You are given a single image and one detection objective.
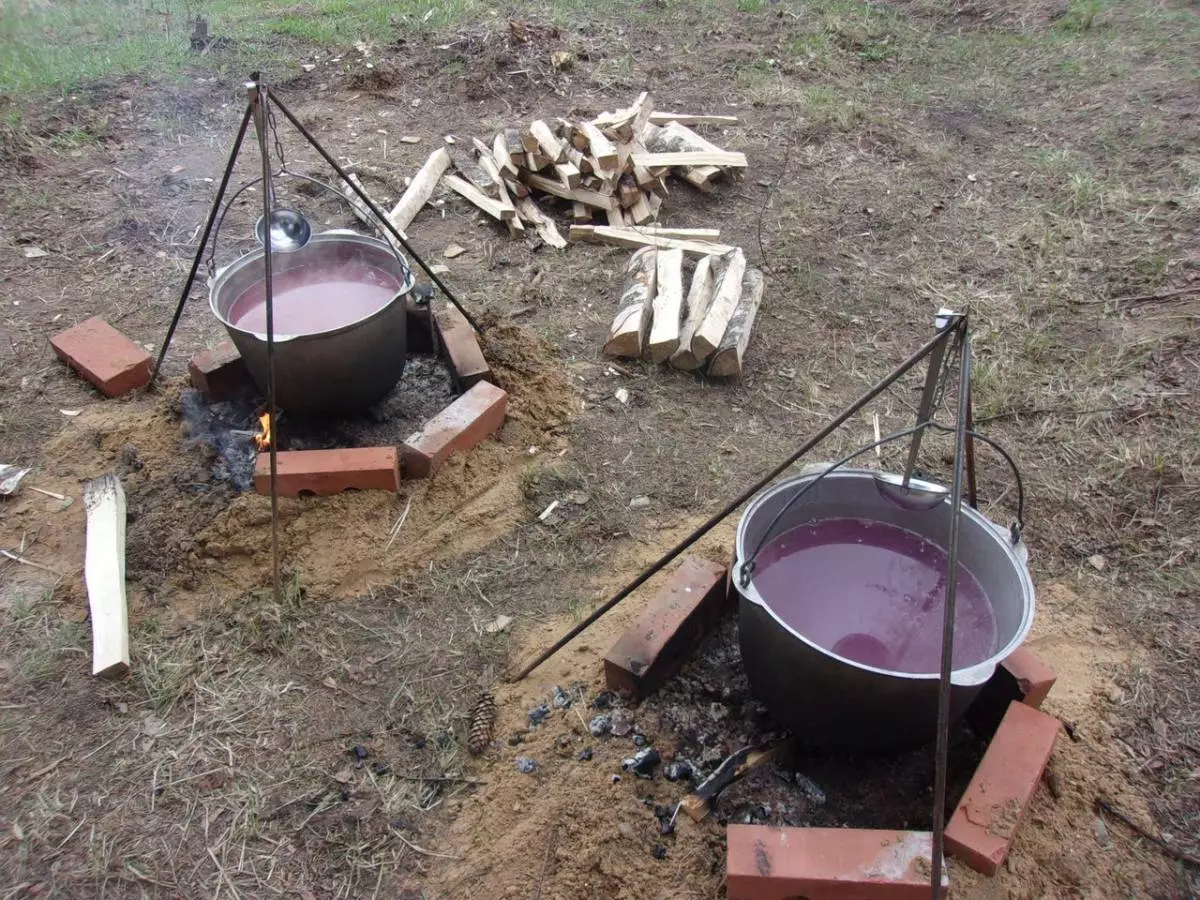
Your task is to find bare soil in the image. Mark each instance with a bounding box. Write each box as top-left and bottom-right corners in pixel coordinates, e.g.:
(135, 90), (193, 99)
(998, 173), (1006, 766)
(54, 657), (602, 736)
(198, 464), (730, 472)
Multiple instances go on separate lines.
(2, 1), (1197, 897)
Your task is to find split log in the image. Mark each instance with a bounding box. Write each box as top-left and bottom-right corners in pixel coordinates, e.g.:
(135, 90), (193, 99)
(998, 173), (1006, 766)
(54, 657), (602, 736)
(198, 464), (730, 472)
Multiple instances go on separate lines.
(618, 174), (641, 209)
(523, 173), (617, 210)
(389, 147), (452, 236)
(520, 129), (540, 154)
(681, 740), (792, 822)
(604, 247), (657, 358)
(628, 192), (653, 225)
(631, 150), (747, 168)
(691, 247), (747, 359)
(578, 122), (619, 170)
(641, 122), (726, 191)
(709, 267), (765, 377)
(568, 225), (734, 256)
(474, 138), (527, 199)
(492, 133), (521, 178)
(529, 120), (567, 163)
(648, 113), (740, 126)
(647, 248), (684, 363)
(515, 196), (567, 249)
(631, 226), (720, 239)
(443, 174), (516, 222)
(605, 206), (627, 227)
(84, 474), (130, 679)
(572, 201), (591, 223)
(525, 150), (553, 172)
(594, 91), (653, 142)
(553, 160), (582, 188)
(503, 127), (526, 163)
(669, 255), (717, 370)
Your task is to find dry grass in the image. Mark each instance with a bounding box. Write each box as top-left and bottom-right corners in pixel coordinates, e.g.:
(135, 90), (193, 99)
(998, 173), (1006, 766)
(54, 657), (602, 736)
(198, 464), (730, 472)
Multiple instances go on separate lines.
(1, 0), (1198, 895)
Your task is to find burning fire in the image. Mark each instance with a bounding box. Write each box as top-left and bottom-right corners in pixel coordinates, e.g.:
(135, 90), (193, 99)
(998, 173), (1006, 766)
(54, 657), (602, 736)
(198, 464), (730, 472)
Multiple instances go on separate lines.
(254, 412), (272, 450)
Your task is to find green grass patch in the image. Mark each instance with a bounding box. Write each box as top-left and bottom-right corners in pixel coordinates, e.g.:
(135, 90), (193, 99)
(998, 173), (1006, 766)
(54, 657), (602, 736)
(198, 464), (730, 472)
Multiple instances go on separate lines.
(0, 0), (479, 98)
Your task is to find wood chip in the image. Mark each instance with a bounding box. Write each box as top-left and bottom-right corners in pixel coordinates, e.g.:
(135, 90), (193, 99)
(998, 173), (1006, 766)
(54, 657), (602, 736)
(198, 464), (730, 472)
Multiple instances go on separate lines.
(444, 244), (467, 259)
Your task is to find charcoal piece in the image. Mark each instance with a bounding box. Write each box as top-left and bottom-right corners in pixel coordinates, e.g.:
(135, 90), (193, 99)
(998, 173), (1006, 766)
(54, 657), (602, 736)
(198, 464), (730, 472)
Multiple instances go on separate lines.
(516, 756), (538, 774)
(621, 747), (661, 779)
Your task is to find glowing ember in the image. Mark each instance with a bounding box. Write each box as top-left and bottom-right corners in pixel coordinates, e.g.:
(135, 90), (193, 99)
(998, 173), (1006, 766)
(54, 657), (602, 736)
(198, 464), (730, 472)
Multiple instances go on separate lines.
(254, 412), (272, 450)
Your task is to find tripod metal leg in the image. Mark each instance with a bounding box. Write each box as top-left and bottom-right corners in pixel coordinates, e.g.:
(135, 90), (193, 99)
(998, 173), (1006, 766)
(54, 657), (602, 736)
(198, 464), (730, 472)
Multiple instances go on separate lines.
(148, 103), (253, 387)
(900, 313), (960, 488)
(267, 90), (485, 335)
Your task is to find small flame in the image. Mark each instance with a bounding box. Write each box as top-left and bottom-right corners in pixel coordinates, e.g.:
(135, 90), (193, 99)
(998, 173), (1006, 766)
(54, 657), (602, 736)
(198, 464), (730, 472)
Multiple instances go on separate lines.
(254, 412), (272, 450)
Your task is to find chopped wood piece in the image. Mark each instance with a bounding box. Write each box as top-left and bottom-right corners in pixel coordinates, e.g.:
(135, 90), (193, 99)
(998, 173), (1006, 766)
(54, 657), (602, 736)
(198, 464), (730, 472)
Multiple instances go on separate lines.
(709, 267), (764, 377)
(492, 133), (520, 178)
(569, 225), (735, 256)
(692, 248), (747, 359)
(646, 192), (664, 217)
(572, 201), (591, 223)
(604, 247), (656, 358)
(628, 192), (654, 225)
(448, 146), (498, 194)
(515, 196), (567, 249)
(618, 174), (641, 209)
(84, 474), (130, 679)
(632, 163), (657, 190)
(631, 151), (747, 168)
(648, 248), (684, 363)
(506, 216), (526, 238)
(529, 120), (567, 163)
(443, 174), (516, 222)
(605, 206), (627, 227)
(641, 122), (728, 190)
(554, 160), (581, 188)
(388, 147), (451, 236)
(523, 172), (617, 210)
(473, 139), (525, 203)
(669, 255), (718, 370)
(648, 113), (740, 126)
(594, 91), (653, 142)
(578, 122), (619, 170)
(632, 226), (721, 239)
(502, 128), (525, 165)
(520, 129), (540, 154)
(525, 150), (554, 172)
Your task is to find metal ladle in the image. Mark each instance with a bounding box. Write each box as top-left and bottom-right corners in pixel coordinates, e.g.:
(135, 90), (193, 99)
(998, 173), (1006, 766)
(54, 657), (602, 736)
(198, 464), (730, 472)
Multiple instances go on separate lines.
(254, 205), (312, 253)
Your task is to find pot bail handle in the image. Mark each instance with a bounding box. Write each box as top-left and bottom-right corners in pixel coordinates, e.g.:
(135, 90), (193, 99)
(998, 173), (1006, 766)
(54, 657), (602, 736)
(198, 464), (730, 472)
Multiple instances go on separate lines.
(738, 422), (1028, 590)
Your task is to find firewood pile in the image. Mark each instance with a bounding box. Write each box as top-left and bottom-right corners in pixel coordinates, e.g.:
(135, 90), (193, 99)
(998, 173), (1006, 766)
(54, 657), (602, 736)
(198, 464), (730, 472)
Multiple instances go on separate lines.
(604, 246), (765, 377)
(378, 92), (745, 251)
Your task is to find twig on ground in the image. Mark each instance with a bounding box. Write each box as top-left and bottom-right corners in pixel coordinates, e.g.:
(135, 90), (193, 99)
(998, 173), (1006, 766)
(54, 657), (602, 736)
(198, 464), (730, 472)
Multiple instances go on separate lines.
(385, 497), (414, 552)
(1095, 797), (1200, 868)
(390, 829), (462, 859)
(1, 548), (59, 573)
(1072, 286), (1200, 307)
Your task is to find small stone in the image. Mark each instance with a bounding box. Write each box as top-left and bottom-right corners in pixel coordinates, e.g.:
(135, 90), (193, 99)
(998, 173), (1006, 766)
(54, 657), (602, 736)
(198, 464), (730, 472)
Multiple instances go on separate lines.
(589, 715), (612, 738)
(629, 495), (651, 509)
(617, 822), (636, 840)
(621, 747), (661, 779)
(515, 756), (538, 774)
(578, 748), (593, 761)
(1088, 554), (1107, 571)
(663, 760), (693, 782)
(528, 704), (551, 728)
(507, 733), (524, 746)
(1093, 815), (1111, 847)
(444, 243), (467, 259)
(610, 709), (634, 737)
(651, 843), (667, 860)
(614, 387), (629, 404)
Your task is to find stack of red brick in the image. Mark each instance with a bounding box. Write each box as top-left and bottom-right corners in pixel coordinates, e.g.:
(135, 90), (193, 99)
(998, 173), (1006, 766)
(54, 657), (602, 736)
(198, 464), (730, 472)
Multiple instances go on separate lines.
(602, 553), (1061, 899)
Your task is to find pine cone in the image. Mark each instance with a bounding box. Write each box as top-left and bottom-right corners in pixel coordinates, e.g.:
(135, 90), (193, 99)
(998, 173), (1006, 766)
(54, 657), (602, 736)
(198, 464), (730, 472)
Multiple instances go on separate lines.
(467, 691), (497, 756)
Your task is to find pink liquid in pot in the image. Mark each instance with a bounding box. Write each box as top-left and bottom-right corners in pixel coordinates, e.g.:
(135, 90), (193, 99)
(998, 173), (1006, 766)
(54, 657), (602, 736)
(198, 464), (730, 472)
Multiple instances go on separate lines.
(228, 263), (401, 335)
(751, 517), (998, 674)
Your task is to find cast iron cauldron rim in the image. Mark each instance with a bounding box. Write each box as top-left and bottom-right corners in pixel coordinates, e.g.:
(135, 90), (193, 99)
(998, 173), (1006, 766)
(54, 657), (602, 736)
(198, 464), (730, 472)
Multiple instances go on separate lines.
(733, 466), (1035, 686)
(208, 230), (416, 343)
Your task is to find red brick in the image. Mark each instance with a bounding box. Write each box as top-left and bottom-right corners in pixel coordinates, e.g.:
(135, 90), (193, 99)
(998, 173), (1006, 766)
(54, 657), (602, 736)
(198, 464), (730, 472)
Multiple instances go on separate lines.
(967, 646), (1057, 739)
(945, 701), (1060, 875)
(254, 447), (400, 497)
(406, 297), (437, 355)
(49, 317), (153, 398)
(400, 381), (507, 478)
(433, 305), (490, 389)
(188, 341), (250, 401)
(727, 825), (948, 900)
(604, 555), (732, 700)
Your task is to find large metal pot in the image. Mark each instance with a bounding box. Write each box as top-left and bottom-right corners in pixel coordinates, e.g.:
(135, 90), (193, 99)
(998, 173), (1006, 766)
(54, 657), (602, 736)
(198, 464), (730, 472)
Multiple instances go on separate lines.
(733, 467), (1034, 753)
(209, 231), (414, 414)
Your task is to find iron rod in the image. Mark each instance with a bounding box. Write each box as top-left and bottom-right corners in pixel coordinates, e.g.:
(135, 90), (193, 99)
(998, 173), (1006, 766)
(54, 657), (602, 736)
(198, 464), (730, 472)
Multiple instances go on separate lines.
(148, 103), (253, 387)
(514, 317), (967, 681)
(901, 332), (949, 489)
(251, 81), (283, 607)
(266, 90), (485, 335)
(929, 324), (972, 898)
